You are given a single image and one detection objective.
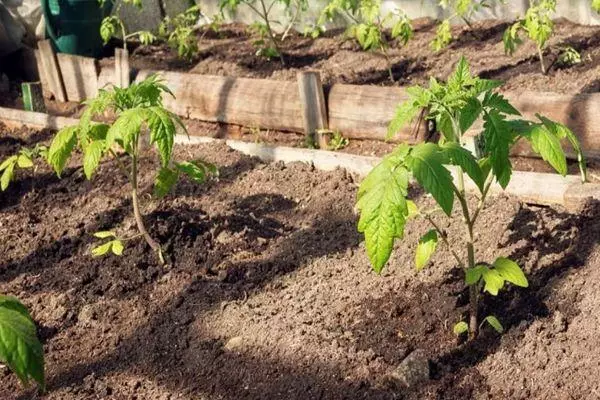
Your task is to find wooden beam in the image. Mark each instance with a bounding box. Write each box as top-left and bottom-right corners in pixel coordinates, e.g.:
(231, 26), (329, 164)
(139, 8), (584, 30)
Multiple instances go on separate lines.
(115, 48), (130, 88)
(0, 106), (78, 130)
(56, 53), (99, 101)
(36, 40), (67, 102)
(297, 71), (328, 148)
(135, 70), (305, 133)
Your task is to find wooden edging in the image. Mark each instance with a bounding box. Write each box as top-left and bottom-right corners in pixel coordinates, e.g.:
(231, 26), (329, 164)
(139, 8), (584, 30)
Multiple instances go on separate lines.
(2, 106), (598, 211)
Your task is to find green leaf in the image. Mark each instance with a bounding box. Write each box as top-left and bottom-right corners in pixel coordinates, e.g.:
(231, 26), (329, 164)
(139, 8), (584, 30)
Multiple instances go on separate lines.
(0, 155), (17, 172)
(146, 107), (177, 167)
(406, 200), (419, 218)
(449, 56), (471, 88)
(16, 155), (34, 168)
(0, 162), (15, 191)
(415, 229), (438, 271)
(482, 92), (521, 116)
(528, 124), (567, 176)
(387, 101), (421, 140)
(111, 240), (124, 256)
(493, 257), (528, 287)
(357, 148), (411, 272)
(484, 315), (504, 333)
(48, 126), (78, 176)
(453, 321), (468, 335)
(441, 142), (485, 191)
(92, 242), (113, 257)
(459, 97), (482, 133)
(154, 167), (179, 198)
(537, 115), (586, 181)
(481, 268), (505, 296)
(482, 110), (513, 188)
(83, 140), (105, 180)
(93, 231), (116, 239)
(175, 160), (216, 184)
(0, 299), (45, 389)
(105, 108), (146, 153)
(465, 265), (486, 285)
(405, 143), (455, 216)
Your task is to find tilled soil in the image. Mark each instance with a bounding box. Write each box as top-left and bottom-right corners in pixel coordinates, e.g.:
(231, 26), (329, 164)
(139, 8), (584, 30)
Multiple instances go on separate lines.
(110, 18), (600, 94)
(1, 125), (600, 399)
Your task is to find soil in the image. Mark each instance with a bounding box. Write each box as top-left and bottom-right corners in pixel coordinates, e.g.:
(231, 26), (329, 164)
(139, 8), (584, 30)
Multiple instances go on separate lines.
(102, 18), (600, 94)
(2, 123), (600, 399)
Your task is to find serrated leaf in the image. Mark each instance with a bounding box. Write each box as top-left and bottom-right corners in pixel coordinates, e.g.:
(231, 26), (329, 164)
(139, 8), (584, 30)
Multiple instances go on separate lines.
(459, 97), (482, 133)
(175, 160), (216, 183)
(483, 92), (521, 116)
(93, 231), (116, 239)
(481, 268), (505, 296)
(154, 167), (179, 198)
(493, 257), (528, 287)
(105, 108), (146, 153)
(83, 140), (105, 180)
(91, 241), (113, 257)
(453, 321), (468, 335)
(528, 124), (567, 176)
(465, 265), (486, 285)
(405, 143), (455, 216)
(1, 162), (15, 191)
(111, 240), (124, 256)
(0, 155), (17, 172)
(146, 107), (177, 167)
(415, 229), (438, 271)
(357, 149), (410, 272)
(0, 299), (45, 389)
(484, 315), (504, 333)
(537, 115), (586, 181)
(441, 142), (485, 191)
(482, 110), (512, 188)
(48, 126), (78, 176)
(387, 101), (421, 140)
(16, 155), (33, 168)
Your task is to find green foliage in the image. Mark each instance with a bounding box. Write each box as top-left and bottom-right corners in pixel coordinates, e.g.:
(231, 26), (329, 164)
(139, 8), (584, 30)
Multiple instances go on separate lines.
(593, 0), (600, 12)
(48, 74), (216, 261)
(453, 321), (468, 335)
(0, 144), (48, 191)
(357, 57), (585, 338)
(0, 296), (44, 390)
(159, 5), (202, 60)
(503, 0), (556, 73)
(556, 46), (582, 67)
(328, 131), (350, 151)
(484, 315), (504, 333)
(100, 0), (156, 48)
(433, 0), (499, 50)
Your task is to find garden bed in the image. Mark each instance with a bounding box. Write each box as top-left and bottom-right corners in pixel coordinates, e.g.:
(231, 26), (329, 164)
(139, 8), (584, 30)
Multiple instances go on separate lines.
(1, 124), (600, 399)
(111, 19), (600, 93)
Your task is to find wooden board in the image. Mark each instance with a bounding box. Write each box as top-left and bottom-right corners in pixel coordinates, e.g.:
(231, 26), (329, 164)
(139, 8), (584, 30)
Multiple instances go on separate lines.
(115, 48), (130, 88)
(97, 65), (117, 90)
(33, 49), (52, 99)
(0, 106), (78, 130)
(135, 70), (304, 133)
(327, 84), (429, 143)
(36, 40), (67, 102)
(56, 53), (99, 102)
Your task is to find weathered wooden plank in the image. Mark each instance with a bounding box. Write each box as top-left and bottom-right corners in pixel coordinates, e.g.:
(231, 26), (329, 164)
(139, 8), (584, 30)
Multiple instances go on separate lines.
(327, 84), (429, 143)
(115, 48), (130, 88)
(34, 49), (52, 99)
(37, 40), (67, 102)
(0, 106), (78, 130)
(56, 53), (99, 101)
(135, 70), (304, 132)
(297, 71), (328, 148)
(97, 65), (117, 90)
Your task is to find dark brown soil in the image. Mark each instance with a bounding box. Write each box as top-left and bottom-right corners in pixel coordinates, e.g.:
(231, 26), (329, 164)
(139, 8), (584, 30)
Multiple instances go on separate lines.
(106, 18), (600, 94)
(2, 123), (600, 399)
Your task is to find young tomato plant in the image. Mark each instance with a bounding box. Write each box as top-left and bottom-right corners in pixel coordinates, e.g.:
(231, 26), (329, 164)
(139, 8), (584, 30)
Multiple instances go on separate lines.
(159, 5), (202, 61)
(0, 144), (48, 191)
(47, 74), (216, 264)
(0, 296), (45, 391)
(318, 0), (413, 82)
(503, 0), (555, 74)
(99, 0), (157, 49)
(219, 0), (289, 64)
(356, 57), (586, 339)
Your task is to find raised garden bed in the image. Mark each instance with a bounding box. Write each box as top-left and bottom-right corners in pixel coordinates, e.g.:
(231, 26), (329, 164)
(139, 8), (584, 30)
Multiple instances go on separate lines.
(1, 123), (599, 399)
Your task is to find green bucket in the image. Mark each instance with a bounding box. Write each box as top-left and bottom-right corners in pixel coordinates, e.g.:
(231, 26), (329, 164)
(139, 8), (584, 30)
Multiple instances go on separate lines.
(41, 0), (114, 57)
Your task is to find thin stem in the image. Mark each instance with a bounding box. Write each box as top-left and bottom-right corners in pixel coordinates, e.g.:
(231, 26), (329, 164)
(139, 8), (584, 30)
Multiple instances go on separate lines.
(470, 171), (494, 225)
(425, 215), (464, 267)
(538, 45), (547, 74)
(282, 1), (302, 41)
(109, 149), (131, 181)
(380, 45), (395, 83)
(119, 20), (127, 50)
(130, 138), (164, 264)
(258, 0), (285, 65)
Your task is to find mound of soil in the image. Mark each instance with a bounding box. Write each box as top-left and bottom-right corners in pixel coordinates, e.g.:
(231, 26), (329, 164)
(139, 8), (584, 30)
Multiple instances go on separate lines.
(109, 19), (600, 94)
(1, 124), (600, 399)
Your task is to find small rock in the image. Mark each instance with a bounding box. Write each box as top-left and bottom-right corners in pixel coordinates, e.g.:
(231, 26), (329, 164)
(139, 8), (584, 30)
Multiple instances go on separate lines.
(386, 349), (430, 388)
(224, 336), (244, 352)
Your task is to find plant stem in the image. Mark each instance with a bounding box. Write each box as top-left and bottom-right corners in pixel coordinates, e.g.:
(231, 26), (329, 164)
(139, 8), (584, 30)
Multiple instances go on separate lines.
(130, 142), (164, 264)
(380, 45), (395, 83)
(425, 215), (463, 266)
(258, 0), (286, 65)
(538, 45), (547, 74)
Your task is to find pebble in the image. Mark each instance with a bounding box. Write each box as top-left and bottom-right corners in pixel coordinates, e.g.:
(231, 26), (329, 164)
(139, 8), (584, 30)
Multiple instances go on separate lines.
(385, 349), (430, 388)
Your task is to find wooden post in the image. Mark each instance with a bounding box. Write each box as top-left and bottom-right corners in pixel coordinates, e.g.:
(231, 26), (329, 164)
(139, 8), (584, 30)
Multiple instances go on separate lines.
(21, 82), (47, 113)
(37, 40), (67, 102)
(297, 71), (328, 149)
(115, 48), (130, 88)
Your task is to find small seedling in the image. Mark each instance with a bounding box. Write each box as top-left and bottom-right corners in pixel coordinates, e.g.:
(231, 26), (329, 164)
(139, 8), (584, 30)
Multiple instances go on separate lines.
(0, 144), (48, 191)
(281, 0), (310, 41)
(556, 46), (581, 67)
(0, 295), (45, 391)
(99, 0), (157, 49)
(47, 74), (217, 264)
(356, 57), (585, 339)
(317, 129), (350, 151)
(159, 5), (202, 61)
(503, 0), (556, 74)
(318, 0), (413, 82)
